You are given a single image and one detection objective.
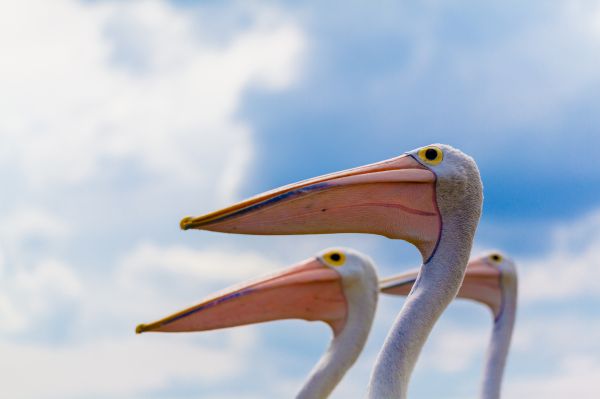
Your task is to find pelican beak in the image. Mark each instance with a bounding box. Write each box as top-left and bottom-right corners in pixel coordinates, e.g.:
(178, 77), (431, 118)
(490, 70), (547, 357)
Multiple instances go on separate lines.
(378, 268), (420, 296)
(456, 258), (503, 318)
(136, 258), (348, 336)
(379, 258), (503, 317)
(181, 154), (440, 260)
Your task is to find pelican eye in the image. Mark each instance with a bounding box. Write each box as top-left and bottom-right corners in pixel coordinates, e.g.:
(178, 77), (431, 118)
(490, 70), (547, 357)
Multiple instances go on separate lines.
(490, 253), (503, 263)
(417, 146), (443, 165)
(323, 251), (346, 267)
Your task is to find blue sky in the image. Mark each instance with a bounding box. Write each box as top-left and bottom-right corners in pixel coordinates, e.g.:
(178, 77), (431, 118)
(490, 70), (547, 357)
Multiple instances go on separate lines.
(0, 1), (599, 398)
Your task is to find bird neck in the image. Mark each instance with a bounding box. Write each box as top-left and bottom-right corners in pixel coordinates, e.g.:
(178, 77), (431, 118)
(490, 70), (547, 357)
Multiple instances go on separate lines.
(480, 271), (517, 399)
(297, 275), (378, 399)
(368, 210), (478, 399)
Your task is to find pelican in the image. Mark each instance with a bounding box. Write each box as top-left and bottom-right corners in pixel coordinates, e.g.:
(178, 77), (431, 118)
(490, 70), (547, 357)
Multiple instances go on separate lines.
(179, 144), (483, 398)
(380, 251), (518, 399)
(136, 247), (379, 399)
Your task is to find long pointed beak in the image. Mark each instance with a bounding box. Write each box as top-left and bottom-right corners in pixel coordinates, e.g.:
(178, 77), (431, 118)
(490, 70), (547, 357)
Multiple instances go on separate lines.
(380, 258), (502, 317)
(136, 258), (348, 336)
(181, 154), (440, 260)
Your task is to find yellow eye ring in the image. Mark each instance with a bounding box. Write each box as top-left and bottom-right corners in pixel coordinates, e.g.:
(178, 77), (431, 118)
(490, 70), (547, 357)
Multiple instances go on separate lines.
(323, 251), (346, 267)
(489, 253), (503, 263)
(417, 146), (443, 165)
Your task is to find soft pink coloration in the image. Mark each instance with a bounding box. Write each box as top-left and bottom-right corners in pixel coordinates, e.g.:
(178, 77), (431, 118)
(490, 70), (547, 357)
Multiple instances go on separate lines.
(380, 252), (518, 399)
(137, 257), (347, 335)
(180, 154), (441, 260)
(381, 255), (503, 317)
(176, 144), (483, 398)
(137, 248), (379, 399)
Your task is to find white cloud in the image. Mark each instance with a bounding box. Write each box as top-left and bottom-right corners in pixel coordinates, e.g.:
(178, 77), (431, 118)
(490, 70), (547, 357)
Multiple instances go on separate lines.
(0, 258), (82, 333)
(0, 1), (308, 394)
(0, 240), (276, 397)
(118, 242), (280, 287)
(0, 0), (305, 205)
(511, 314), (600, 361)
(0, 208), (71, 258)
(15, 259), (81, 301)
(0, 208), (80, 334)
(506, 356), (600, 399)
(0, 294), (27, 333)
(0, 333), (255, 399)
(519, 209), (600, 302)
(419, 325), (488, 373)
(454, 1), (600, 128)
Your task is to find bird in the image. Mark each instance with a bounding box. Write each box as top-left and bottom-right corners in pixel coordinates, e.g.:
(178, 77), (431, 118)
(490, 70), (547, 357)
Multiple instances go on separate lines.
(179, 144), (483, 398)
(379, 251), (518, 399)
(136, 247), (379, 399)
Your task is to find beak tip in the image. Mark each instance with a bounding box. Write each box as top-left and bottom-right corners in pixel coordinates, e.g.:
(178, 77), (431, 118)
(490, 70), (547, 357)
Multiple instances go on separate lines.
(135, 324), (147, 334)
(180, 217), (193, 230)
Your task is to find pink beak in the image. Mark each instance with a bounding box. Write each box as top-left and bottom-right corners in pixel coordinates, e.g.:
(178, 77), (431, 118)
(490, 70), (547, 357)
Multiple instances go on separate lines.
(380, 256), (503, 317)
(180, 154), (441, 260)
(136, 258), (349, 336)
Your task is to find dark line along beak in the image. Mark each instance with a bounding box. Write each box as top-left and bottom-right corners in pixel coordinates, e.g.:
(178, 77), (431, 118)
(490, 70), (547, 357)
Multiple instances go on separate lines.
(136, 258), (348, 336)
(180, 154), (441, 260)
(380, 258), (503, 317)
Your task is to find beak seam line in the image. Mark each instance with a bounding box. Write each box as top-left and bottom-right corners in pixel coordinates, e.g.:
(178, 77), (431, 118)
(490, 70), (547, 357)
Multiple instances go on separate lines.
(143, 288), (255, 332)
(379, 279), (416, 292)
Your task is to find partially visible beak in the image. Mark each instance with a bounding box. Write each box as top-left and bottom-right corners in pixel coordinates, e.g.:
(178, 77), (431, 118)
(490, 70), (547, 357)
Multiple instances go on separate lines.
(379, 258), (502, 317)
(379, 268), (419, 296)
(181, 154), (440, 260)
(456, 258), (502, 318)
(136, 258), (348, 336)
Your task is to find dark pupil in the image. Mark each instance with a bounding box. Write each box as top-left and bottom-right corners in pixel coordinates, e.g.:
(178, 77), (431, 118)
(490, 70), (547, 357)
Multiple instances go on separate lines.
(330, 253), (341, 262)
(492, 254), (500, 261)
(425, 148), (438, 160)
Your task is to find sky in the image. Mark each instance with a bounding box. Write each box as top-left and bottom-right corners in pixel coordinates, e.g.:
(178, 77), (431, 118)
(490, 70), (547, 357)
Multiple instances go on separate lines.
(0, 0), (599, 398)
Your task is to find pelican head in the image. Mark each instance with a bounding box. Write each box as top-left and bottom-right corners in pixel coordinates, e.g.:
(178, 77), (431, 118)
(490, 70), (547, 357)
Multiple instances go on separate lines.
(379, 251), (518, 399)
(180, 144), (482, 262)
(136, 247), (378, 337)
(380, 251), (517, 319)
